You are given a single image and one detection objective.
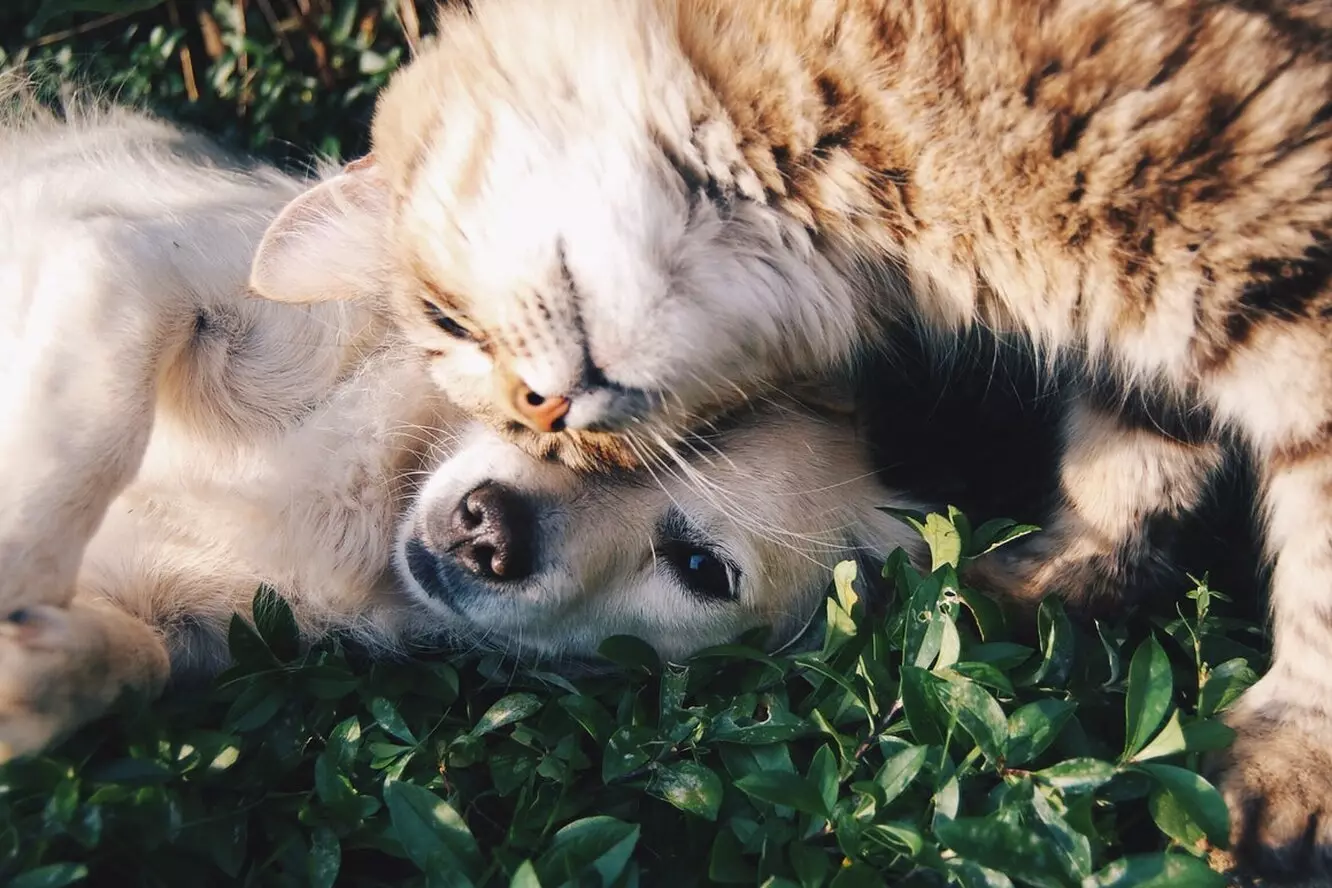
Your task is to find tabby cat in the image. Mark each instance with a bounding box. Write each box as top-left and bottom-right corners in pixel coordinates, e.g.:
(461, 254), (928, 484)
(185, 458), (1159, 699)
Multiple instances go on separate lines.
(250, 0), (1332, 877)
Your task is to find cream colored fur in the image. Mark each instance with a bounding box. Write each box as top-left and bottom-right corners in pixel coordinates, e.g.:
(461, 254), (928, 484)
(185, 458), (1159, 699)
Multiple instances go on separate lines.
(0, 87), (924, 760)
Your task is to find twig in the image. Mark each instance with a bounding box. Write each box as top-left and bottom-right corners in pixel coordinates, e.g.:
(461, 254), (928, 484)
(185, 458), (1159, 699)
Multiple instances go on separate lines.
(235, 0), (250, 117)
(254, 0), (296, 62)
(165, 0), (199, 102)
(27, 9), (134, 49)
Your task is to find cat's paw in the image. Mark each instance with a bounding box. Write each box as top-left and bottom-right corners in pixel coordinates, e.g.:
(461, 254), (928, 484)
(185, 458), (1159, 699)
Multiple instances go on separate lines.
(1211, 710), (1332, 883)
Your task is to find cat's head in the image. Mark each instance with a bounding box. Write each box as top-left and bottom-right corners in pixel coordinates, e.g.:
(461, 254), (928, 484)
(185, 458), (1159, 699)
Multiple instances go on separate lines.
(250, 0), (866, 470)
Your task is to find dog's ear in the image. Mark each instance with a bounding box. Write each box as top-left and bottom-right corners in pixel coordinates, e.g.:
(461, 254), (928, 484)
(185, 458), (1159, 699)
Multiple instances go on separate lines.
(250, 154), (391, 304)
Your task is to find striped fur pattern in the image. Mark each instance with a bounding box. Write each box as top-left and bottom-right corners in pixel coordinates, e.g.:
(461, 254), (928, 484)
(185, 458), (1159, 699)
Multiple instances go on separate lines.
(247, 0), (1332, 878)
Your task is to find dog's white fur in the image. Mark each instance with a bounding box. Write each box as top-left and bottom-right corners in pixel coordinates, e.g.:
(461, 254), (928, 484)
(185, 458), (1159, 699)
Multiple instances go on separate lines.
(0, 87), (923, 759)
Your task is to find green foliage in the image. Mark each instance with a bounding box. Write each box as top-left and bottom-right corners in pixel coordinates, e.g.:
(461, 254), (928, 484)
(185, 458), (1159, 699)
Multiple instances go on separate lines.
(2, 0), (439, 166)
(0, 510), (1264, 886)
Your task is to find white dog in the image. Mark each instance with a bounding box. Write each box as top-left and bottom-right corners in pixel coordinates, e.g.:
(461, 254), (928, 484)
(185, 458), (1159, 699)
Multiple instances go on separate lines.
(0, 85), (924, 760)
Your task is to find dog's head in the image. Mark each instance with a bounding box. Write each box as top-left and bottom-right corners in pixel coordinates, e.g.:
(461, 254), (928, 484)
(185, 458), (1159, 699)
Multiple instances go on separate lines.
(396, 399), (923, 663)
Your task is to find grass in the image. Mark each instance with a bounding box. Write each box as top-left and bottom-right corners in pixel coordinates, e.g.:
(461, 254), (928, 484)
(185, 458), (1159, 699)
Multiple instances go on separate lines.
(0, 2), (1276, 886)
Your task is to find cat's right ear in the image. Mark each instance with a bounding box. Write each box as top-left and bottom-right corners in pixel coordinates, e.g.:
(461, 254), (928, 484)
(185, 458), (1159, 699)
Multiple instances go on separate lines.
(250, 155), (392, 304)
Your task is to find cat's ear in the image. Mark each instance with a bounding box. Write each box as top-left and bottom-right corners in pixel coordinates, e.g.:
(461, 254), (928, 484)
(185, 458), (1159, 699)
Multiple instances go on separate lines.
(250, 154), (392, 304)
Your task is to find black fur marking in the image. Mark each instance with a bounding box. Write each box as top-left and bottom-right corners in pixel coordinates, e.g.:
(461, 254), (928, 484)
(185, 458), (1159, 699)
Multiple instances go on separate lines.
(1130, 155), (1152, 188)
(1023, 59), (1062, 107)
(1148, 19), (1201, 89)
(1068, 170), (1087, 204)
(1051, 112), (1092, 159)
(1237, 239), (1332, 323)
(771, 144), (797, 189)
(1084, 376), (1216, 446)
(655, 129), (729, 208)
(814, 122), (860, 158)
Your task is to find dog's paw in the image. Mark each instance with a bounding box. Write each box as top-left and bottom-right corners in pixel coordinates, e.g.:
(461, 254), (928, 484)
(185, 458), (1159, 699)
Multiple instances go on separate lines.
(0, 606), (90, 762)
(1210, 710), (1332, 883)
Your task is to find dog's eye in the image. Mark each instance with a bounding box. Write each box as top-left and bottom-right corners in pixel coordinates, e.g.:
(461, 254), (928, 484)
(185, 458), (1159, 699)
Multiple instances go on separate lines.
(421, 300), (473, 341)
(661, 537), (737, 603)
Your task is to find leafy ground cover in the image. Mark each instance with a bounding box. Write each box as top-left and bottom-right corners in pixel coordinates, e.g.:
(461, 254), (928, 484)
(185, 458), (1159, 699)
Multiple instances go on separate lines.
(0, 3), (1274, 885)
(2, 510), (1267, 887)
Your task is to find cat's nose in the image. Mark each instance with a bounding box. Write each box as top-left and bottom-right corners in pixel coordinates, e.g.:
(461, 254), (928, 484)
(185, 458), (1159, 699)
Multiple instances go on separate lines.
(511, 382), (571, 433)
(429, 481), (535, 582)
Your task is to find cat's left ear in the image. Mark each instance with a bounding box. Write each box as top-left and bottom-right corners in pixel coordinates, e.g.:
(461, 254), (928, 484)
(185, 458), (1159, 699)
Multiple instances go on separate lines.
(250, 154), (392, 304)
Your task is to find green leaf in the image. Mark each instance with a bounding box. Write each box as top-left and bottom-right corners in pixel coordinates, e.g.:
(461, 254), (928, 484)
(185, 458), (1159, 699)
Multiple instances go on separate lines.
(510, 861), (543, 888)
(251, 585), (300, 661)
(1123, 635), (1174, 760)
(602, 725), (655, 783)
(899, 666), (949, 747)
(1181, 718), (1237, 754)
(1198, 658), (1258, 718)
(534, 816), (640, 888)
(223, 680), (284, 733)
(862, 821), (925, 858)
(833, 559), (860, 614)
(596, 635), (661, 673)
(734, 771), (830, 817)
(1085, 853), (1226, 887)
(807, 745), (840, 816)
(471, 693), (542, 737)
(936, 674), (1008, 765)
(1019, 598), (1075, 688)
(9, 864), (90, 888)
(921, 512), (964, 570)
(383, 781), (482, 883)
(1005, 699), (1076, 766)
(1033, 758), (1118, 794)
(1134, 763), (1230, 847)
(969, 518), (1040, 557)
(647, 761), (722, 821)
(370, 697), (419, 746)
(309, 826), (341, 888)
(1148, 784), (1206, 847)
(1130, 708), (1187, 763)
(936, 814), (1076, 888)
(226, 613), (278, 669)
(874, 744), (929, 805)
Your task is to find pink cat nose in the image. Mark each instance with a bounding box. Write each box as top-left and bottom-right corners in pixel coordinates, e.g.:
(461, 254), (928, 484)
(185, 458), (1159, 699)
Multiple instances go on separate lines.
(512, 383), (571, 433)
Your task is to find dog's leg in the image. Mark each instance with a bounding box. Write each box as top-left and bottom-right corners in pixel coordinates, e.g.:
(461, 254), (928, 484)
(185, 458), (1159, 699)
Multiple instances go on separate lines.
(0, 220), (194, 613)
(966, 392), (1222, 613)
(0, 598), (170, 761)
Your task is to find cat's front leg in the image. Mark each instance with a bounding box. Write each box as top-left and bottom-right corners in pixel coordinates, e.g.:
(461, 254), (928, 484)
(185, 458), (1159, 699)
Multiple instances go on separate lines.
(0, 598), (170, 761)
(965, 393), (1223, 614)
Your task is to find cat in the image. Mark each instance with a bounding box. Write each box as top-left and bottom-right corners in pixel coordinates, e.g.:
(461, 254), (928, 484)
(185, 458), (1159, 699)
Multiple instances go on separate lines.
(248, 0), (1332, 877)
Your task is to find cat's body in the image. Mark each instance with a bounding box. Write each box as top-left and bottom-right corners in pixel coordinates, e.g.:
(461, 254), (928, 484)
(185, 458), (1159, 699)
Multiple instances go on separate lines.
(250, 0), (1332, 877)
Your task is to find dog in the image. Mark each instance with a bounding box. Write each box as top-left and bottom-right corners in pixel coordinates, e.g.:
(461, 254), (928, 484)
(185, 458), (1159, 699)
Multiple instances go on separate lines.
(0, 84), (925, 760)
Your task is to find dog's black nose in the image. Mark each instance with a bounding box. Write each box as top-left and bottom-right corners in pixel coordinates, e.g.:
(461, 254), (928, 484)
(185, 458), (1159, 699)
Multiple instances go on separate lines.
(429, 481), (535, 582)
